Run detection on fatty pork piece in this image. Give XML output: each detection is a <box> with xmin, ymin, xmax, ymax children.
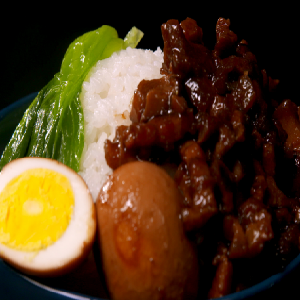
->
<box><xmin>96</xmin><ymin>161</ymin><xmax>198</xmax><ymax>300</ymax></box>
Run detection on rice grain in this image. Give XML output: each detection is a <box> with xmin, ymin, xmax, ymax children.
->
<box><xmin>79</xmin><ymin>47</ymin><xmax>164</xmax><ymax>200</ymax></box>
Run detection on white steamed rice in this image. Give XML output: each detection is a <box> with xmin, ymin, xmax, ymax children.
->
<box><xmin>79</xmin><ymin>47</ymin><xmax>164</xmax><ymax>201</ymax></box>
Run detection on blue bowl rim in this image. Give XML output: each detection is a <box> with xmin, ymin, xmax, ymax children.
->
<box><xmin>1</xmin><ymin>93</ymin><xmax>300</xmax><ymax>300</ymax></box>
<box><xmin>0</xmin><ymin>92</ymin><xmax>39</xmax><ymax>120</ymax></box>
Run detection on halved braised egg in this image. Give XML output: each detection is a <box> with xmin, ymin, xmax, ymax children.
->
<box><xmin>0</xmin><ymin>157</ymin><xmax>96</xmax><ymax>277</ymax></box>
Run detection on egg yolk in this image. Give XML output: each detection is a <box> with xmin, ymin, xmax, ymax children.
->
<box><xmin>0</xmin><ymin>168</ymin><xmax>74</xmax><ymax>251</ymax></box>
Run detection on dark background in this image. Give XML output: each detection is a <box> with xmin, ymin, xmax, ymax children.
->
<box><xmin>1</xmin><ymin>3</ymin><xmax>300</xmax><ymax>299</ymax></box>
<box><xmin>0</xmin><ymin>4</ymin><xmax>298</xmax><ymax>110</ymax></box>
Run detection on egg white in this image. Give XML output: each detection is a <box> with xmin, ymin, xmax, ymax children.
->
<box><xmin>0</xmin><ymin>157</ymin><xmax>96</xmax><ymax>276</ymax></box>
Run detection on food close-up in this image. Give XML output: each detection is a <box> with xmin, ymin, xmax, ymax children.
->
<box><xmin>0</xmin><ymin>157</ymin><xmax>96</xmax><ymax>277</ymax></box>
<box><xmin>0</xmin><ymin>12</ymin><xmax>300</xmax><ymax>300</ymax></box>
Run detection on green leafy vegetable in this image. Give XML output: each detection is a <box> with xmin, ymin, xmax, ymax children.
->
<box><xmin>0</xmin><ymin>80</ymin><xmax>56</xmax><ymax>171</ymax></box>
<box><xmin>124</xmin><ymin>26</ymin><xmax>144</xmax><ymax>48</ymax></box>
<box><xmin>0</xmin><ymin>25</ymin><xmax>143</xmax><ymax>172</ymax></box>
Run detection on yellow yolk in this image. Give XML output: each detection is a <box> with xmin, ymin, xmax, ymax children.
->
<box><xmin>0</xmin><ymin>168</ymin><xmax>74</xmax><ymax>251</ymax></box>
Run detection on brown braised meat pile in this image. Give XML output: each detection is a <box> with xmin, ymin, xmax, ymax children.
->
<box><xmin>104</xmin><ymin>17</ymin><xmax>300</xmax><ymax>298</ymax></box>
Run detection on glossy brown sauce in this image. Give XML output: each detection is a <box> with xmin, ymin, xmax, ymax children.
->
<box><xmin>104</xmin><ymin>17</ymin><xmax>300</xmax><ymax>298</ymax></box>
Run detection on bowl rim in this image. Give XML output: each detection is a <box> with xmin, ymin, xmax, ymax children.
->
<box><xmin>1</xmin><ymin>93</ymin><xmax>300</xmax><ymax>300</ymax></box>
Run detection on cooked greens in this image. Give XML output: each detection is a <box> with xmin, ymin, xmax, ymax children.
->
<box><xmin>0</xmin><ymin>25</ymin><xmax>143</xmax><ymax>172</ymax></box>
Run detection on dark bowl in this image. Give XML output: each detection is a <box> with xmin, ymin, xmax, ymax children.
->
<box><xmin>1</xmin><ymin>93</ymin><xmax>300</xmax><ymax>300</ymax></box>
